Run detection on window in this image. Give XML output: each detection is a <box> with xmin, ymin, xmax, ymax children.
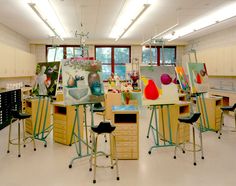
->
<box><xmin>95</xmin><ymin>46</ymin><xmax>130</xmax><ymax>80</ymax></box>
<box><xmin>46</xmin><ymin>45</ymin><xmax>83</xmax><ymax>62</ymax></box>
<box><xmin>142</xmin><ymin>46</ymin><xmax>176</xmax><ymax>65</ymax></box>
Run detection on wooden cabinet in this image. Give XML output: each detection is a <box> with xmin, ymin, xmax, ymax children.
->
<box><xmin>53</xmin><ymin>103</ymin><xmax>83</xmax><ymax>145</ymax></box>
<box><xmin>158</xmin><ymin>102</ymin><xmax>190</xmax><ymax>144</ymax></box>
<box><xmin>25</xmin><ymin>98</ymin><xmax>51</xmax><ymax>135</ymax></box>
<box><xmin>196</xmin><ymin>96</ymin><xmax>222</xmax><ymax>131</ymax></box>
<box><xmin>0</xmin><ymin>42</ymin><xmax>36</xmax><ymax>77</ymax></box>
<box><xmin>111</xmin><ymin>106</ymin><xmax>139</xmax><ymax>160</ymax></box>
<box><xmin>105</xmin><ymin>92</ymin><xmax>122</xmax><ymax>120</ymax></box>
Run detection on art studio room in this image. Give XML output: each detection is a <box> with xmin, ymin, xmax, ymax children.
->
<box><xmin>0</xmin><ymin>0</ymin><xmax>236</xmax><ymax>186</ymax></box>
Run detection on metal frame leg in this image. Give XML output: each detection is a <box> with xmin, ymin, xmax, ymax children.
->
<box><xmin>218</xmin><ymin>111</ymin><xmax>224</xmax><ymax>139</ymax></box>
<box><xmin>18</xmin><ymin>120</ymin><xmax>21</xmax><ymax>157</ymax></box>
<box><xmin>22</xmin><ymin>119</ymin><xmax>26</xmax><ymax>148</ymax></box>
<box><xmin>109</xmin><ymin>134</ymin><xmax>114</xmax><ymax>169</ymax></box>
<box><xmin>174</xmin><ymin>122</ymin><xmax>180</xmax><ymax>159</ymax></box>
<box><xmin>7</xmin><ymin>121</ymin><xmax>12</xmax><ymax>153</ymax></box>
<box><xmin>193</xmin><ymin>126</ymin><xmax>196</xmax><ymax>166</ymax></box>
<box><xmin>113</xmin><ymin>134</ymin><xmax>119</xmax><ymax>181</ymax></box>
<box><xmin>197</xmin><ymin>124</ymin><xmax>204</xmax><ymax>160</ymax></box>
<box><xmin>93</xmin><ymin>136</ymin><xmax>98</xmax><ymax>184</ymax></box>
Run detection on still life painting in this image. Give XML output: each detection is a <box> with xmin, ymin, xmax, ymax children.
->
<box><xmin>187</xmin><ymin>63</ymin><xmax>209</xmax><ymax>93</ymax></box>
<box><xmin>61</xmin><ymin>58</ymin><xmax>104</xmax><ymax>105</ymax></box>
<box><xmin>175</xmin><ymin>66</ymin><xmax>190</xmax><ymax>92</ymax></box>
<box><xmin>140</xmin><ymin>65</ymin><xmax>179</xmax><ymax>105</ymax></box>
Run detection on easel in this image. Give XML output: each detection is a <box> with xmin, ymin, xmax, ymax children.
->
<box><xmin>146</xmin><ymin>103</ymin><xmax>175</xmax><ymax>154</ymax></box>
<box><xmin>68</xmin><ymin>101</ymin><xmax>106</xmax><ymax>168</ymax></box>
<box><xmin>33</xmin><ymin>95</ymin><xmax>53</xmax><ymax>147</ymax></box>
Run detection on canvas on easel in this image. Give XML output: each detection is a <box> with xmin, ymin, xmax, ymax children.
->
<box><xmin>61</xmin><ymin>58</ymin><xmax>104</xmax><ymax>105</ymax></box>
<box><xmin>140</xmin><ymin>65</ymin><xmax>179</xmax><ymax>105</ymax></box>
<box><xmin>187</xmin><ymin>63</ymin><xmax>209</xmax><ymax>93</ymax></box>
<box><xmin>33</xmin><ymin>62</ymin><xmax>60</xmax><ymax>96</ymax></box>
<box><xmin>175</xmin><ymin>66</ymin><xmax>190</xmax><ymax>92</ymax></box>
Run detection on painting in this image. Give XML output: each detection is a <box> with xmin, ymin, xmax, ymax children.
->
<box><xmin>187</xmin><ymin>63</ymin><xmax>209</xmax><ymax>93</ymax></box>
<box><xmin>140</xmin><ymin>65</ymin><xmax>179</xmax><ymax>105</ymax></box>
<box><xmin>175</xmin><ymin>66</ymin><xmax>190</xmax><ymax>92</ymax></box>
<box><xmin>61</xmin><ymin>58</ymin><xmax>104</xmax><ymax>105</ymax></box>
<box><xmin>33</xmin><ymin>62</ymin><xmax>60</xmax><ymax>96</ymax></box>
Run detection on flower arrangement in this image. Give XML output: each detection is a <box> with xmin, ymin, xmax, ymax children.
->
<box><xmin>128</xmin><ymin>70</ymin><xmax>139</xmax><ymax>90</ymax></box>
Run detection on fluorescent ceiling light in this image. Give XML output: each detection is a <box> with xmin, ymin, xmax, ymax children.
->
<box><xmin>163</xmin><ymin>2</ymin><xmax>236</xmax><ymax>41</ymax></box>
<box><xmin>110</xmin><ymin>0</ymin><xmax>152</xmax><ymax>41</ymax></box>
<box><xmin>28</xmin><ymin>0</ymin><xmax>67</xmax><ymax>40</ymax></box>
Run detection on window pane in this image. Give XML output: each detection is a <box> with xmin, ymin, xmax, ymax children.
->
<box><xmin>47</xmin><ymin>47</ymin><xmax>56</xmax><ymax>62</ymax></box>
<box><xmin>55</xmin><ymin>47</ymin><xmax>64</xmax><ymax>61</ymax></box>
<box><xmin>114</xmin><ymin>48</ymin><xmax>129</xmax><ymax>64</ymax></box>
<box><xmin>47</xmin><ymin>47</ymin><xmax>64</xmax><ymax>62</ymax></box>
<box><xmin>96</xmin><ymin>47</ymin><xmax>111</xmax><ymax>64</ymax></box>
<box><xmin>160</xmin><ymin>48</ymin><xmax>176</xmax><ymax>65</ymax></box>
<box><xmin>66</xmin><ymin>47</ymin><xmax>74</xmax><ymax>59</ymax></box>
<box><xmin>101</xmin><ymin>65</ymin><xmax>111</xmax><ymax>80</ymax></box>
<box><xmin>74</xmin><ymin>47</ymin><xmax>82</xmax><ymax>57</ymax></box>
<box><xmin>114</xmin><ymin>65</ymin><xmax>126</xmax><ymax>80</ymax></box>
<box><xmin>142</xmin><ymin>47</ymin><xmax>157</xmax><ymax>64</ymax></box>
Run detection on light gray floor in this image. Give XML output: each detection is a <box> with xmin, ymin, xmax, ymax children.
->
<box><xmin>0</xmin><ymin>108</ymin><xmax>235</xmax><ymax>186</ymax></box>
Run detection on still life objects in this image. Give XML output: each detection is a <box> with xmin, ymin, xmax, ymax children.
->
<box><xmin>33</xmin><ymin>62</ymin><xmax>60</xmax><ymax>96</ymax></box>
<box><xmin>175</xmin><ymin>66</ymin><xmax>190</xmax><ymax>92</ymax></box>
<box><xmin>187</xmin><ymin>63</ymin><xmax>209</xmax><ymax>93</ymax></box>
<box><xmin>128</xmin><ymin>70</ymin><xmax>139</xmax><ymax>90</ymax></box>
<box><xmin>61</xmin><ymin>58</ymin><xmax>104</xmax><ymax>105</ymax></box>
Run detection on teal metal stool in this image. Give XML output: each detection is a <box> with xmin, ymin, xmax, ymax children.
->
<box><xmin>89</xmin><ymin>121</ymin><xmax>119</xmax><ymax>184</ymax></box>
<box><xmin>7</xmin><ymin>110</ymin><xmax>36</xmax><ymax>157</ymax></box>
<box><xmin>174</xmin><ymin>113</ymin><xmax>204</xmax><ymax>166</ymax></box>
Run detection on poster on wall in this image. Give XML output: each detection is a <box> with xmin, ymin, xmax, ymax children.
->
<box><xmin>187</xmin><ymin>63</ymin><xmax>209</xmax><ymax>93</ymax></box>
<box><xmin>33</xmin><ymin>62</ymin><xmax>60</xmax><ymax>96</ymax></box>
<box><xmin>175</xmin><ymin>66</ymin><xmax>190</xmax><ymax>92</ymax></box>
<box><xmin>61</xmin><ymin>58</ymin><xmax>104</xmax><ymax>105</ymax></box>
<box><xmin>140</xmin><ymin>65</ymin><xmax>179</xmax><ymax>105</ymax></box>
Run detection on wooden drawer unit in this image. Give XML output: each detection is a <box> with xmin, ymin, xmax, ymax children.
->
<box><xmin>25</xmin><ymin>98</ymin><xmax>51</xmax><ymax>135</ymax></box>
<box><xmin>53</xmin><ymin>103</ymin><xmax>83</xmax><ymax>145</ymax></box>
<box><xmin>158</xmin><ymin>102</ymin><xmax>191</xmax><ymax>144</ymax></box>
<box><xmin>197</xmin><ymin>96</ymin><xmax>223</xmax><ymax>131</ymax></box>
<box><xmin>111</xmin><ymin>105</ymin><xmax>139</xmax><ymax>160</ymax></box>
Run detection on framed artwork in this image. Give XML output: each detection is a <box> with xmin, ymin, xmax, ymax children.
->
<box><xmin>140</xmin><ymin>65</ymin><xmax>179</xmax><ymax>105</ymax></box>
<box><xmin>175</xmin><ymin>66</ymin><xmax>190</xmax><ymax>92</ymax></box>
<box><xmin>33</xmin><ymin>62</ymin><xmax>60</xmax><ymax>96</ymax></box>
<box><xmin>61</xmin><ymin>58</ymin><xmax>104</xmax><ymax>105</ymax></box>
<box><xmin>187</xmin><ymin>63</ymin><xmax>209</xmax><ymax>93</ymax></box>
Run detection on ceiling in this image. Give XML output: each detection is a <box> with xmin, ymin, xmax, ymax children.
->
<box><xmin>0</xmin><ymin>0</ymin><xmax>235</xmax><ymax>45</ymax></box>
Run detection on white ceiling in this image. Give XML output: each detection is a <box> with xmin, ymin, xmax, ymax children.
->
<box><xmin>0</xmin><ymin>0</ymin><xmax>235</xmax><ymax>45</ymax></box>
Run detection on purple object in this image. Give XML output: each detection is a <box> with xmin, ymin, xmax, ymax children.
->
<box><xmin>160</xmin><ymin>74</ymin><xmax>172</xmax><ymax>85</ymax></box>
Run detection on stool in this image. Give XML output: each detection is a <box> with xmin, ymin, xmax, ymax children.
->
<box><xmin>89</xmin><ymin>121</ymin><xmax>119</xmax><ymax>184</ymax></box>
<box><xmin>91</xmin><ymin>103</ymin><xmax>107</xmax><ymax>142</ymax></box>
<box><xmin>7</xmin><ymin>110</ymin><xmax>36</xmax><ymax>157</ymax></box>
<box><xmin>218</xmin><ymin>103</ymin><xmax>236</xmax><ymax>138</ymax></box>
<box><xmin>174</xmin><ymin>113</ymin><xmax>204</xmax><ymax>166</ymax></box>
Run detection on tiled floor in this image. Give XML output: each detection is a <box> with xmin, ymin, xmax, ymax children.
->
<box><xmin>0</xmin><ymin>108</ymin><xmax>235</xmax><ymax>186</ymax></box>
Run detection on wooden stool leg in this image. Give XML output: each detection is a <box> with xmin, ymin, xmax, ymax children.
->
<box><xmin>192</xmin><ymin>126</ymin><xmax>196</xmax><ymax>166</ymax></box>
<box><xmin>18</xmin><ymin>121</ymin><xmax>21</xmax><ymax>157</ymax></box>
<box><xmin>7</xmin><ymin>121</ymin><xmax>13</xmax><ymax>153</ymax></box>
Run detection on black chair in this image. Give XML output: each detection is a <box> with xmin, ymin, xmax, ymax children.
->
<box><xmin>218</xmin><ymin>103</ymin><xmax>236</xmax><ymax>138</ymax></box>
<box><xmin>174</xmin><ymin>113</ymin><xmax>204</xmax><ymax>166</ymax></box>
<box><xmin>7</xmin><ymin>110</ymin><xmax>36</xmax><ymax>157</ymax></box>
<box><xmin>89</xmin><ymin>121</ymin><xmax>119</xmax><ymax>184</ymax></box>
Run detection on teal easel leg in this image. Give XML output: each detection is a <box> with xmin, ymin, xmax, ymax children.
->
<box><xmin>201</xmin><ymin>93</ymin><xmax>210</xmax><ymax>129</ymax></box>
<box><xmin>160</xmin><ymin>105</ymin><xmax>166</xmax><ymax>145</ymax></box>
<box><xmin>147</xmin><ymin>106</ymin><xmax>154</xmax><ymax>138</ymax></box>
<box><xmin>153</xmin><ymin>106</ymin><xmax>159</xmax><ymax>145</ymax></box>
<box><xmin>196</xmin><ymin>95</ymin><xmax>204</xmax><ymax>132</ymax></box>
<box><xmin>69</xmin><ymin>108</ymin><xmax>77</xmax><ymax>146</ymax></box>
<box><xmin>33</xmin><ymin>96</ymin><xmax>42</xmax><ymax>137</ymax></box>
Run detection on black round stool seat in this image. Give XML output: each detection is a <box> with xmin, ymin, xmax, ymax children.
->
<box><xmin>91</xmin><ymin>122</ymin><xmax>116</xmax><ymax>134</ymax></box>
<box><xmin>221</xmin><ymin>103</ymin><xmax>236</xmax><ymax>112</ymax></box>
<box><xmin>12</xmin><ymin>110</ymin><xmax>31</xmax><ymax>120</ymax></box>
<box><xmin>178</xmin><ymin>113</ymin><xmax>201</xmax><ymax>124</ymax></box>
